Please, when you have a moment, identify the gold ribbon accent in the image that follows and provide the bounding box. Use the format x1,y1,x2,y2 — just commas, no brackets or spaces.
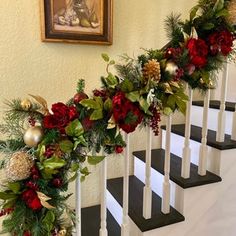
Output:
37,191,55,209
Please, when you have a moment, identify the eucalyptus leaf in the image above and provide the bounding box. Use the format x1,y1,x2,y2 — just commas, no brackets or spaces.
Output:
87,155,105,165
101,53,110,62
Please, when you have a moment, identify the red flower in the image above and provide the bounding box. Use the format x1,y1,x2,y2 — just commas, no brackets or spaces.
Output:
22,189,42,211
208,30,234,56
186,38,208,68
112,92,143,133
115,146,124,154
23,231,31,236
82,117,94,131
43,103,78,133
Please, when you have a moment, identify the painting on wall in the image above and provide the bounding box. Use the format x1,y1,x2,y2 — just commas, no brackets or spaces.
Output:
41,0,112,44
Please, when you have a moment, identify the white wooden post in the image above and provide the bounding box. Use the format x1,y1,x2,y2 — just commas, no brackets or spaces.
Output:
143,126,152,219
231,103,236,141
99,148,108,236
121,133,130,236
76,172,81,236
198,90,210,176
162,115,172,214
216,62,228,142
181,85,193,179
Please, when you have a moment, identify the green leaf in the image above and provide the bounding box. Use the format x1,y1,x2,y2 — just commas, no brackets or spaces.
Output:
175,97,187,115
104,98,112,111
215,9,229,18
167,95,176,110
3,198,16,209
8,182,21,194
59,140,73,154
42,211,55,232
213,0,224,12
90,109,103,120
101,53,110,62
80,166,90,175
120,79,134,92
87,155,105,165
202,23,215,30
0,192,17,200
109,60,115,65
139,97,150,113
190,5,199,21
68,172,78,182
65,119,84,137
74,136,87,148
106,73,118,88
80,99,100,109
126,91,140,102
43,156,66,169
163,107,173,116
71,163,80,172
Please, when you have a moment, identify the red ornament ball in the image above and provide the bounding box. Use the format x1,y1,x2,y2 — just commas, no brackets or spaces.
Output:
73,92,88,104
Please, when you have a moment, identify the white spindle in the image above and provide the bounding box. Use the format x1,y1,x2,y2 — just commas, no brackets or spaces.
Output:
216,62,228,142
162,115,172,214
76,171,81,236
143,126,152,219
198,90,210,176
121,133,130,236
99,148,108,236
231,103,236,141
181,85,193,179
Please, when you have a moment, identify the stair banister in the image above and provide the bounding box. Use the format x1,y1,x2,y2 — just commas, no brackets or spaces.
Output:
143,126,152,219
76,172,82,236
198,89,210,176
162,115,172,214
181,85,193,179
99,148,108,236
121,133,130,236
231,103,236,141
216,62,228,142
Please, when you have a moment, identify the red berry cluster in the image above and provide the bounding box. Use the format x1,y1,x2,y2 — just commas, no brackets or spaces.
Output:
150,106,161,136
0,208,14,217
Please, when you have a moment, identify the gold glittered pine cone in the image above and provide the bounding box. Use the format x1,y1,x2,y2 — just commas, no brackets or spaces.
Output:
227,0,236,25
142,59,161,82
5,151,34,181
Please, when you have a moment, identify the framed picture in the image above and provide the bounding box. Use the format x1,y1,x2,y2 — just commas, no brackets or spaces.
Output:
40,0,113,45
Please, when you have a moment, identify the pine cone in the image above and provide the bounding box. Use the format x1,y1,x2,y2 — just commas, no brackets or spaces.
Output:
227,0,236,25
142,59,161,82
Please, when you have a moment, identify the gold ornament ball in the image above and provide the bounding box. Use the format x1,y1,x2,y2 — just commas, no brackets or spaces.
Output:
5,151,34,181
23,126,44,147
165,61,178,76
21,99,32,111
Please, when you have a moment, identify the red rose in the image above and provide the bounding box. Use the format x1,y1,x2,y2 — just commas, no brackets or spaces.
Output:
22,189,42,211
186,38,208,68
68,106,78,121
208,30,234,56
112,92,143,133
115,146,123,154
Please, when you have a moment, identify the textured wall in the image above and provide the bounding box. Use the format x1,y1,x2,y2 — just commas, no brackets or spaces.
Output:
0,0,198,209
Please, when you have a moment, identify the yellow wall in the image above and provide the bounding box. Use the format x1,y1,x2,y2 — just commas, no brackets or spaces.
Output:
0,0,198,209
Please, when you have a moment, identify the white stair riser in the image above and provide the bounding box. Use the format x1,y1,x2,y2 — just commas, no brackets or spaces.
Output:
161,129,236,176
191,106,233,135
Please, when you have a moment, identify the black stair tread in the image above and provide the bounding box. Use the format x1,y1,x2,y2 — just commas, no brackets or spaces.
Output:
192,100,235,112
81,205,120,236
133,149,222,189
161,124,236,150
107,175,185,232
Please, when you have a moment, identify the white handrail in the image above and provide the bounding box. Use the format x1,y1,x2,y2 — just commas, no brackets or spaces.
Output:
216,62,228,142
181,85,193,179
231,103,236,141
143,126,152,219
76,171,81,236
198,90,210,176
121,133,130,236
161,115,172,214
99,148,108,236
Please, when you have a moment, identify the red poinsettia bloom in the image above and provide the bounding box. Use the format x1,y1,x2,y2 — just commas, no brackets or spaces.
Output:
115,146,124,154
22,189,42,211
208,30,234,56
186,38,208,68
112,92,143,133
43,103,78,132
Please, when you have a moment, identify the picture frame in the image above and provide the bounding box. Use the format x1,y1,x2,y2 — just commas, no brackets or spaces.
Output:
40,0,113,45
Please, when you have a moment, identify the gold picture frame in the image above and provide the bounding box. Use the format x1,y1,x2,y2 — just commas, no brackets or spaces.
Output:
40,0,113,45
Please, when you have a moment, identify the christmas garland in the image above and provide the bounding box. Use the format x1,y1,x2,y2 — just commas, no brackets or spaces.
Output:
0,0,235,235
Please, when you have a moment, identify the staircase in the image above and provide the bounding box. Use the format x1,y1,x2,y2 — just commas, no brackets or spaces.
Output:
75,95,236,236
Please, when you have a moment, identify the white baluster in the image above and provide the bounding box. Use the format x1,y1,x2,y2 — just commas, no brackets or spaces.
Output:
162,115,172,214
76,171,81,236
216,62,228,142
143,126,152,219
121,133,130,236
99,148,108,236
198,89,210,176
231,103,236,141
181,85,193,179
